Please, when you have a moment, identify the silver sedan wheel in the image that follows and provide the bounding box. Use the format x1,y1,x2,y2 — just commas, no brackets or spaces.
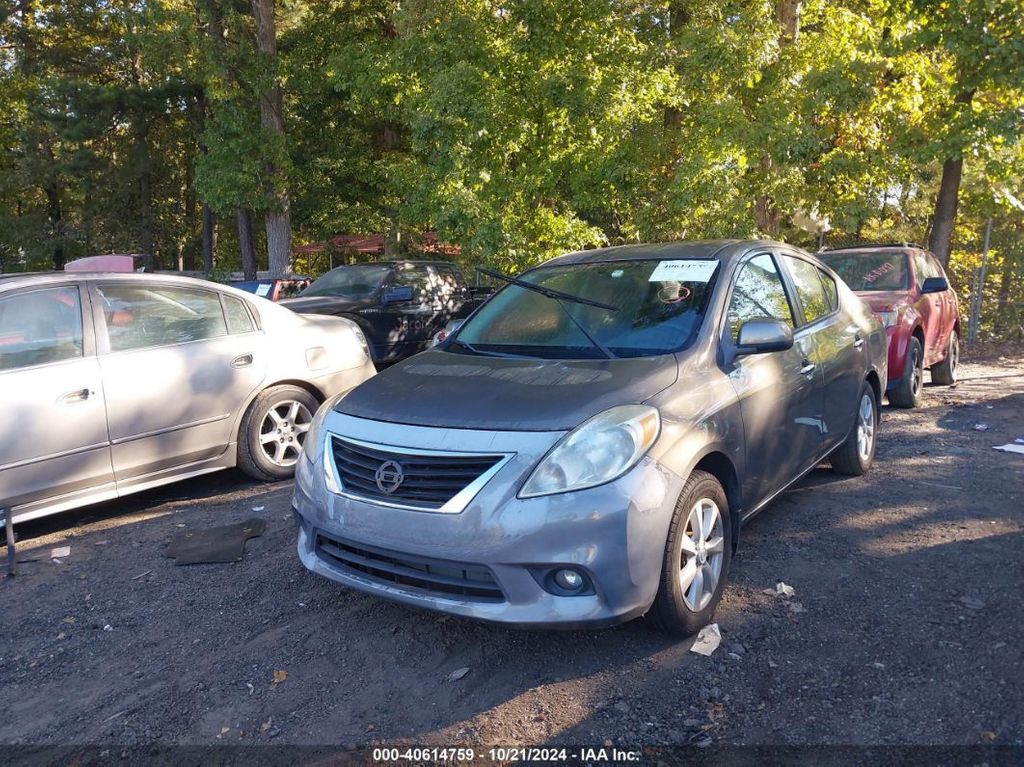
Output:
259,400,313,467
679,498,725,612
856,392,875,463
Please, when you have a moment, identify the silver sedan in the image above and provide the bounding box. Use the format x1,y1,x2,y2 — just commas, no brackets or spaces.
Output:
0,272,375,524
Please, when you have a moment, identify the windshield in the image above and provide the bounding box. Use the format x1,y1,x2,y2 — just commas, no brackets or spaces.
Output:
451,259,718,359
822,252,909,291
300,264,390,298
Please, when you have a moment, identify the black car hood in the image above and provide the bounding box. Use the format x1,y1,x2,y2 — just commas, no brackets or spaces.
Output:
279,295,376,314
336,349,679,431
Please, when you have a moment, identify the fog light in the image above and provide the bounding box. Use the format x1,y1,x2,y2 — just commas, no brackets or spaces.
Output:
554,569,584,591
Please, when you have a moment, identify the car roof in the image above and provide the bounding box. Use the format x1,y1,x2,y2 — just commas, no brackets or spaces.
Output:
0,271,220,292
818,244,929,257
539,239,808,268
324,260,455,270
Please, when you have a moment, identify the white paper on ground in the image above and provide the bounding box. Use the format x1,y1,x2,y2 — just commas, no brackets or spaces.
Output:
689,623,721,656
649,260,719,283
50,546,71,558
993,443,1024,455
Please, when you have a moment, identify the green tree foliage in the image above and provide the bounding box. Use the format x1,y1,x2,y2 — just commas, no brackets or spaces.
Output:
1,0,1021,332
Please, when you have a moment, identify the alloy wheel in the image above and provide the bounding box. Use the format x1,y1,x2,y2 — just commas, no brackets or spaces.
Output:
949,335,959,381
679,498,725,612
856,392,875,463
259,400,313,467
911,347,923,396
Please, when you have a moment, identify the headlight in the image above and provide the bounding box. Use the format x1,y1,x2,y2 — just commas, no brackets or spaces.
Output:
302,394,345,493
519,405,661,498
878,310,898,328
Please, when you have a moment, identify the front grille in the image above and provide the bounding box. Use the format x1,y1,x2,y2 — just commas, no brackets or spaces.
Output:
330,437,504,510
314,532,505,603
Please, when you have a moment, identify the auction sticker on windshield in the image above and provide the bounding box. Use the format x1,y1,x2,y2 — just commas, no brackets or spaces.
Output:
648,260,719,283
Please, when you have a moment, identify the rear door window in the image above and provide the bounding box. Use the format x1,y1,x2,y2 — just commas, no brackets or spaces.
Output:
0,286,84,371
782,255,833,325
818,268,839,312
98,284,228,352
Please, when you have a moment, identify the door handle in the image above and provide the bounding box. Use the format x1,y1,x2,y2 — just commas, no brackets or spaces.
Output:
58,388,93,404
800,361,817,377
853,336,865,349
231,354,254,368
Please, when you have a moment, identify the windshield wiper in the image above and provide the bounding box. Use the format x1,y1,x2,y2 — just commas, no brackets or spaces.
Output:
477,267,619,311
477,267,619,359
449,338,538,359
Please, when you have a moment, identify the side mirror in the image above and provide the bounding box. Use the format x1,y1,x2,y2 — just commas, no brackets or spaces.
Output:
736,319,794,355
921,276,949,294
382,285,414,304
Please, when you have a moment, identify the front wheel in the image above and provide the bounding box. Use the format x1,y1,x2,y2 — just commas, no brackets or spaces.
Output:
830,381,878,476
647,471,732,636
889,337,924,408
238,385,319,481
930,330,959,386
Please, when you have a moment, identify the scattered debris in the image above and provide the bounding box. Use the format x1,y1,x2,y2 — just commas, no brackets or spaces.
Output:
775,582,795,598
447,667,471,682
166,518,266,565
993,444,1024,456
252,506,265,512
261,718,273,732
131,570,152,581
271,670,288,686
689,623,721,656
62,616,76,625
103,624,113,631
787,602,806,614
246,683,254,696
959,596,985,611
973,423,991,431
50,545,71,559
1015,438,1024,444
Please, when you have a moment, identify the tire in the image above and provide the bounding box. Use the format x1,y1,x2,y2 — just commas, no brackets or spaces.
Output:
646,470,732,637
238,385,320,481
830,381,878,476
930,330,959,386
889,336,924,408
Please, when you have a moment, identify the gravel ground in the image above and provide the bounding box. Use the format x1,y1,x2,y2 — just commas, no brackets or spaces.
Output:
2,350,1023,750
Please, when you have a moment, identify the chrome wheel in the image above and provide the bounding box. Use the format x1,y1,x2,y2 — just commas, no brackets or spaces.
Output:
856,392,875,463
949,334,959,381
910,346,923,397
679,498,725,612
259,400,313,467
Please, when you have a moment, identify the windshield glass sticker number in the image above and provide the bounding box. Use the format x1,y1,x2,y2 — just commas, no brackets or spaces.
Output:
649,260,719,283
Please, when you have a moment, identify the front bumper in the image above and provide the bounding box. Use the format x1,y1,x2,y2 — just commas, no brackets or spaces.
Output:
292,415,684,629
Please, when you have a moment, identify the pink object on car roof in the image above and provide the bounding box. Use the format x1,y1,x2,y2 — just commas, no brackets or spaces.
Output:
64,255,141,273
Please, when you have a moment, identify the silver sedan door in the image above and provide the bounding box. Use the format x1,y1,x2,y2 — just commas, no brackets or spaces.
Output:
92,281,267,484
0,283,114,520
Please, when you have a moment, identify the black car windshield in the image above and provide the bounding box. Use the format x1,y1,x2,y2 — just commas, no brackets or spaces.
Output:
300,264,390,298
822,252,909,291
451,259,718,359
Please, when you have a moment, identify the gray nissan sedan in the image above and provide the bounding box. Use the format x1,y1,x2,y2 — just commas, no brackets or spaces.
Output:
293,241,887,635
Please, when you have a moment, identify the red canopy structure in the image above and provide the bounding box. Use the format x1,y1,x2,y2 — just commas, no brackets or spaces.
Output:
293,231,460,258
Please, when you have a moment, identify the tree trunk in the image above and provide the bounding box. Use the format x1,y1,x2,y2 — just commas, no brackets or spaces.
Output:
237,207,258,280
139,137,155,270
202,204,217,272
776,0,802,44
252,0,292,277
928,156,963,267
928,89,974,266
44,181,64,271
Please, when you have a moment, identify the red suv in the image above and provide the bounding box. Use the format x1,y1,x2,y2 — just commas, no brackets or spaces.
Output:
820,244,960,408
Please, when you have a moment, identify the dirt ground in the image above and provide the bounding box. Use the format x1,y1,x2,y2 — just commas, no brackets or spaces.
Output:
2,349,1023,751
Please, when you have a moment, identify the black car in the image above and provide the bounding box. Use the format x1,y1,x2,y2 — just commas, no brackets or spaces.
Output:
281,261,489,364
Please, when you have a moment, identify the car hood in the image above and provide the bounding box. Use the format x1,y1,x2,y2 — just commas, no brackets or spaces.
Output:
279,295,376,314
335,349,679,431
853,290,910,312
